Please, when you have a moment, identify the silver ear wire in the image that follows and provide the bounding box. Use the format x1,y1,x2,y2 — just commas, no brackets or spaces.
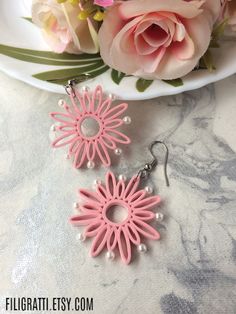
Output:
149,141,169,186
65,74,91,97
137,140,170,186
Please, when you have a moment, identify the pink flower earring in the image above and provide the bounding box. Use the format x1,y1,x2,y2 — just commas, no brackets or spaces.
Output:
70,141,170,264
50,80,131,168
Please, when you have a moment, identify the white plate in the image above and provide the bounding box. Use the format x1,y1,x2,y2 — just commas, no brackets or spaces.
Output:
0,0,236,100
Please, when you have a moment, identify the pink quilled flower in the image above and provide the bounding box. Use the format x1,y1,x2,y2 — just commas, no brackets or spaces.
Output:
50,86,130,168
70,172,161,264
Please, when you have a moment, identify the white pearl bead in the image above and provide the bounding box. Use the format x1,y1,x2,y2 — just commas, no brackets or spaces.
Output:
65,153,70,160
156,212,164,222
114,148,122,156
118,174,126,181
137,243,147,253
82,86,90,92
123,116,132,124
94,179,102,186
145,186,153,194
87,160,95,169
58,99,65,107
106,251,115,260
76,233,86,242
50,124,56,132
73,202,79,209
108,93,116,101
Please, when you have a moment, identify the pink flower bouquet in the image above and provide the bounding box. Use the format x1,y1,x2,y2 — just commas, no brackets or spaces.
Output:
31,0,236,81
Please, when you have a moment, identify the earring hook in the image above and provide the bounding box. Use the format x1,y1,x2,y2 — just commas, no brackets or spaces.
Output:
65,74,91,97
137,140,170,187
149,140,169,187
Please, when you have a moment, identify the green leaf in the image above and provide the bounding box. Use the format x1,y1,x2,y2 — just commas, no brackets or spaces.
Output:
212,19,228,40
111,69,126,85
0,44,101,61
163,78,183,87
136,78,153,92
33,64,109,83
0,46,100,66
201,50,216,72
22,17,33,23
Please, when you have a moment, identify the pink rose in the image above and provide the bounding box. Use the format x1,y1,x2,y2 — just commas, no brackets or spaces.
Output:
98,0,221,79
223,0,236,31
32,0,99,54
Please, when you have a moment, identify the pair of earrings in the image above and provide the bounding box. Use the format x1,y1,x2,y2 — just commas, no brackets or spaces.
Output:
50,80,169,264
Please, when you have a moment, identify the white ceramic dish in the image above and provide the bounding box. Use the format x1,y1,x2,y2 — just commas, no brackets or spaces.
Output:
0,0,236,100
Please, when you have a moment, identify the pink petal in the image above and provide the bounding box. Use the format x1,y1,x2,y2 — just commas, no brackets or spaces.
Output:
101,134,116,149
119,0,204,20
83,90,92,113
133,195,161,210
134,211,155,221
91,85,103,112
107,227,118,251
123,175,140,199
129,190,146,203
75,90,87,113
79,188,104,205
52,132,78,148
138,47,166,73
170,31,195,60
69,139,81,154
96,184,110,201
105,172,117,198
115,180,125,198
96,98,111,117
103,103,128,120
57,125,76,132
80,203,102,213
84,221,105,237
70,213,99,225
125,224,141,245
105,129,131,144
85,141,96,161
50,112,76,124
90,225,110,257
73,141,87,168
104,119,123,129
69,93,83,115
95,140,111,167
133,219,160,240
94,0,113,8
118,227,132,264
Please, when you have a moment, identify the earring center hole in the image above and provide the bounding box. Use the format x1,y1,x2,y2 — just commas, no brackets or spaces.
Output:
106,204,128,224
80,117,100,138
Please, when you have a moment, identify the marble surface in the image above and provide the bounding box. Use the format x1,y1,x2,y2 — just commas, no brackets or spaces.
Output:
0,71,236,314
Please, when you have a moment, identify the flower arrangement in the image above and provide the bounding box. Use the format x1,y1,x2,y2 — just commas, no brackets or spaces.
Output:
31,0,236,81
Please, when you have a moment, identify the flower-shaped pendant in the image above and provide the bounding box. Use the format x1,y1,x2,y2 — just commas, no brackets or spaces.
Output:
50,85,131,168
70,171,162,264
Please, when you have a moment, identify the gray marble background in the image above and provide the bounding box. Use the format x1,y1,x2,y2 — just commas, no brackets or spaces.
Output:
0,71,236,314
